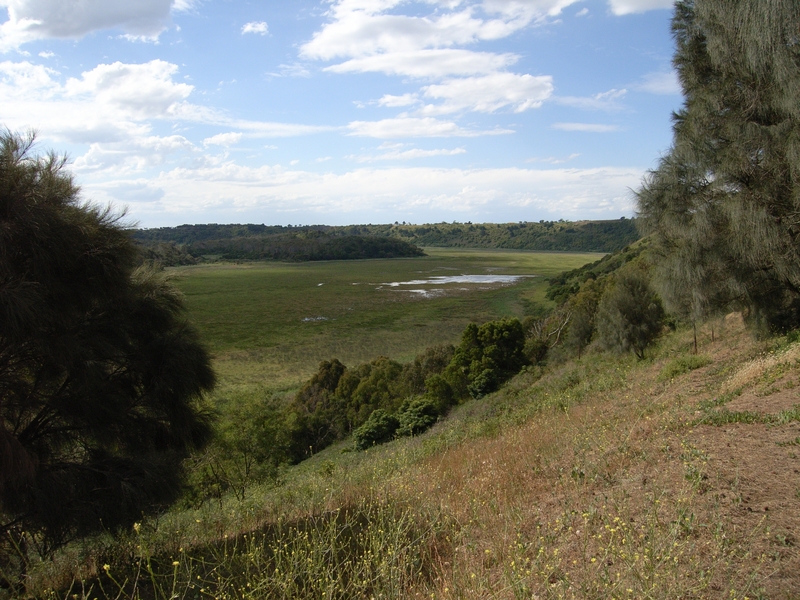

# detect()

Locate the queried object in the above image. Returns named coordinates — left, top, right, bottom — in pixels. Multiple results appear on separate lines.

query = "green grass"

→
left=658, top=354, right=712, bottom=381
left=171, top=248, right=601, bottom=394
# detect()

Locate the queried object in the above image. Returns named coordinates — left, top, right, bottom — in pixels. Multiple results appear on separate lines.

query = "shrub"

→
left=396, top=397, right=440, bottom=437
left=424, top=374, right=455, bottom=412
left=596, top=270, right=665, bottom=359
left=353, top=410, right=400, bottom=450
left=468, top=368, right=498, bottom=399
left=449, top=318, right=528, bottom=399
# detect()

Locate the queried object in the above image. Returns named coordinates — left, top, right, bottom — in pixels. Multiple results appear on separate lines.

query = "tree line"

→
left=139, top=232, right=425, bottom=264
left=132, top=218, right=640, bottom=265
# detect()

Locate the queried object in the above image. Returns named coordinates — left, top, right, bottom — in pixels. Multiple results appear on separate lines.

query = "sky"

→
left=0, top=0, right=682, bottom=228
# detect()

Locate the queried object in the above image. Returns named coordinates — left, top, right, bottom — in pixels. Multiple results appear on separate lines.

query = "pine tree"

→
left=0, top=132, right=215, bottom=554
left=637, top=0, right=800, bottom=330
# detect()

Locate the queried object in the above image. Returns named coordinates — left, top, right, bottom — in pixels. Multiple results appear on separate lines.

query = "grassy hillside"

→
left=22, top=315, right=800, bottom=599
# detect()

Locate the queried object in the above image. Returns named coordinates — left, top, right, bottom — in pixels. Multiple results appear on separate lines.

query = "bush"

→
left=449, top=318, right=528, bottom=399
left=396, top=397, right=440, bottom=437
left=596, top=270, right=665, bottom=359
left=423, top=374, right=454, bottom=412
left=468, top=368, right=498, bottom=399
left=353, top=410, right=400, bottom=450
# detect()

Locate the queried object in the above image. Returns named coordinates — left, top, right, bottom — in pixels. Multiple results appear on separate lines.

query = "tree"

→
left=448, top=318, right=527, bottom=398
left=0, top=132, right=215, bottom=554
left=596, top=270, right=665, bottom=359
left=563, top=278, right=605, bottom=359
left=637, top=0, right=800, bottom=331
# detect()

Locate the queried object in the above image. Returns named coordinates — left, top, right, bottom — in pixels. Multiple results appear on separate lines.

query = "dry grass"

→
left=722, top=343, right=800, bottom=395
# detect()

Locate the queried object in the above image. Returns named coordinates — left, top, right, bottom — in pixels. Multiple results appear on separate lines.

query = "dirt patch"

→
left=726, top=387, right=800, bottom=414
left=687, top=421, right=800, bottom=598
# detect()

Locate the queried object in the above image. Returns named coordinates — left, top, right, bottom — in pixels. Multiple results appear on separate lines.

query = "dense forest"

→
left=137, top=231, right=425, bottom=264
left=132, top=218, right=639, bottom=264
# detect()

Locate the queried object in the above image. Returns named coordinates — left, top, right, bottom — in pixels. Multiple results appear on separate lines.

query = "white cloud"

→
left=527, top=153, right=581, bottom=164
left=326, top=49, right=519, bottom=78
left=350, top=146, right=467, bottom=162
left=576, top=7, right=589, bottom=16
left=347, top=117, right=513, bottom=138
left=607, top=0, right=674, bottom=15
left=378, top=93, right=418, bottom=107
left=552, top=122, right=619, bottom=132
left=482, top=0, right=583, bottom=19
left=38, top=50, right=54, bottom=58
left=0, top=59, right=59, bottom=96
left=635, top=70, right=680, bottom=95
left=301, top=0, right=580, bottom=62
left=64, top=60, right=194, bottom=120
left=419, top=72, right=553, bottom=114
left=554, top=88, right=627, bottom=110
left=0, top=0, right=174, bottom=50
left=267, top=63, right=311, bottom=78
left=241, top=21, right=268, bottom=35
left=73, top=135, right=195, bottom=173
left=87, top=163, right=642, bottom=224
left=203, top=132, right=242, bottom=147
left=0, top=59, right=335, bottom=174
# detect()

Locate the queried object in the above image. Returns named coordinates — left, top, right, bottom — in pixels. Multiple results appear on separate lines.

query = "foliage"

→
left=562, top=278, right=606, bottom=358
left=352, top=409, right=400, bottom=450
left=138, top=241, right=197, bottom=266
left=0, top=132, right=215, bottom=553
left=396, top=397, right=440, bottom=437
left=422, top=373, right=454, bottom=413
left=132, top=218, right=640, bottom=257
left=596, top=270, right=665, bottom=359
left=345, top=357, right=408, bottom=426
left=193, top=234, right=426, bottom=262
left=400, top=345, right=455, bottom=396
left=448, top=318, right=528, bottom=398
left=637, top=0, right=800, bottom=331
left=187, top=395, right=289, bottom=505
left=545, top=240, right=647, bottom=306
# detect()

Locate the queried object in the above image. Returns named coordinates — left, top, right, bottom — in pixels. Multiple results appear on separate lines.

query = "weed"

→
left=694, top=409, right=770, bottom=426
left=659, top=354, right=712, bottom=381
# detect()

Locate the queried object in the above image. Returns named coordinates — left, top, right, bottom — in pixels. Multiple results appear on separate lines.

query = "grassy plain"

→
left=171, top=248, right=601, bottom=396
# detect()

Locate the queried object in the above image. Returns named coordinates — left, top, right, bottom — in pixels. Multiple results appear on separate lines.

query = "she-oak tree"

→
left=637, top=0, right=800, bottom=331
left=0, top=132, right=215, bottom=553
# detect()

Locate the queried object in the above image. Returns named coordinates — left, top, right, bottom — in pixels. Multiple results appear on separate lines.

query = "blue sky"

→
left=0, top=0, right=680, bottom=228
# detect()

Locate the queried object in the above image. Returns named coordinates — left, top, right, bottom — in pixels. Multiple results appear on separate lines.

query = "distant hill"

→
left=358, top=219, right=639, bottom=252
left=132, top=219, right=640, bottom=265
left=133, top=229, right=425, bottom=264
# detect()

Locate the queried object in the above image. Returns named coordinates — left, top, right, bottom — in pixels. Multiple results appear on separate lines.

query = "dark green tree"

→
left=0, top=132, right=215, bottom=553
left=352, top=409, right=399, bottom=451
left=596, top=270, right=665, bottom=359
left=448, top=318, right=527, bottom=398
left=637, top=0, right=800, bottom=331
